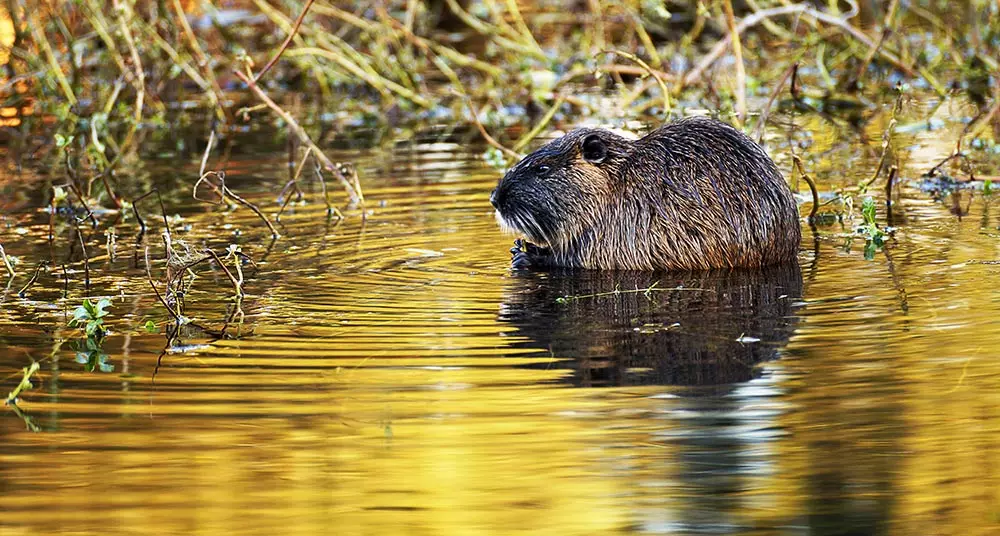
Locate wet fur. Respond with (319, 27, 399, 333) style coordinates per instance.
(492, 116, 801, 270)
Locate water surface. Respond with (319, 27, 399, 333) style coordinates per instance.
(2, 100, 1000, 535)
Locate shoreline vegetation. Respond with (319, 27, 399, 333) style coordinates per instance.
(2, 1, 998, 185)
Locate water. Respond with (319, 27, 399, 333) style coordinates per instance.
(2, 98, 1000, 535)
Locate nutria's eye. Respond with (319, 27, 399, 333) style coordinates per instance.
(538, 165, 550, 173)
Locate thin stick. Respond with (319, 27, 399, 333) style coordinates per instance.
(256, 0, 316, 83)
(132, 189, 171, 249)
(722, 0, 746, 125)
(234, 70, 363, 206)
(225, 188, 281, 239)
(601, 50, 671, 118)
(17, 261, 49, 298)
(76, 228, 90, 297)
(461, 97, 521, 160)
(276, 147, 314, 221)
(315, 162, 339, 218)
(26, 10, 76, 105)
(857, 91, 902, 193)
(143, 246, 182, 323)
(170, 0, 229, 121)
(192, 171, 281, 238)
(792, 154, 820, 223)
(200, 130, 216, 177)
(206, 250, 243, 299)
(885, 165, 897, 209)
(512, 95, 567, 153)
(0, 243, 14, 278)
(110, 0, 145, 154)
(755, 62, 799, 143)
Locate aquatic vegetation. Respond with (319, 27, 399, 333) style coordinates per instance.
(857, 196, 889, 260)
(4, 362, 39, 406)
(68, 298, 112, 341)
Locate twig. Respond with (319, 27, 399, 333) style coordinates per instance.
(557, 283, 714, 303)
(601, 50, 671, 118)
(17, 261, 49, 298)
(234, 70, 363, 206)
(461, 96, 521, 160)
(170, 0, 229, 121)
(790, 63, 801, 101)
(755, 62, 799, 143)
(792, 154, 820, 223)
(512, 95, 567, 153)
(314, 162, 340, 218)
(283, 47, 432, 108)
(0, 243, 15, 278)
(442, 0, 546, 60)
(192, 171, 281, 239)
(76, 228, 90, 297)
(132, 189, 171, 249)
(885, 164, 897, 217)
(143, 246, 182, 323)
(110, 0, 145, 154)
(26, 9, 76, 105)
(206, 249, 243, 299)
(852, 0, 896, 89)
(200, 130, 216, 177)
(256, 0, 316, 83)
(276, 147, 314, 221)
(722, 0, 746, 125)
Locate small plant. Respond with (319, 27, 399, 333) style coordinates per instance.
(857, 196, 888, 260)
(67, 299, 116, 373)
(984, 179, 993, 196)
(69, 298, 112, 341)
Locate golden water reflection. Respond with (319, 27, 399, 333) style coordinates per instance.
(2, 102, 1000, 534)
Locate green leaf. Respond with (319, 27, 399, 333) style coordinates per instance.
(94, 298, 112, 318)
(55, 133, 75, 148)
(69, 306, 89, 326)
(861, 196, 877, 226)
(143, 320, 159, 333)
(82, 298, 97, 317)
(864, 240, 877, 260)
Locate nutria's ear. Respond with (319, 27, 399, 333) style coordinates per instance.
(580, 134, 607, 164)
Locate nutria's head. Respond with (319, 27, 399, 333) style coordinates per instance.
(491, 129, 632, 247)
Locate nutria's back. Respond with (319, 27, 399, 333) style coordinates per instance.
(490, 116, 801, 270)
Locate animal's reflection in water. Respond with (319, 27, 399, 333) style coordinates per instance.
(498, 263, 803, 387)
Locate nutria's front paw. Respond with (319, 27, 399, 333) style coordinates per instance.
(510, 239, 552, 270)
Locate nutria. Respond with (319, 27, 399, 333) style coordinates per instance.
(490, 116, 801, 270)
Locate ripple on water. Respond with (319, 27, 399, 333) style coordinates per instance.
(4, 109, 1000, 535)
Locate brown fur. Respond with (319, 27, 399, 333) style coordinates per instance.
(490, 116, 802, 270)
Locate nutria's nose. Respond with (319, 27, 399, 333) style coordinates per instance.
(490, 189, 499, 209)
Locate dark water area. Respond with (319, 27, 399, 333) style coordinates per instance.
(2, 96, 1000, 535)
